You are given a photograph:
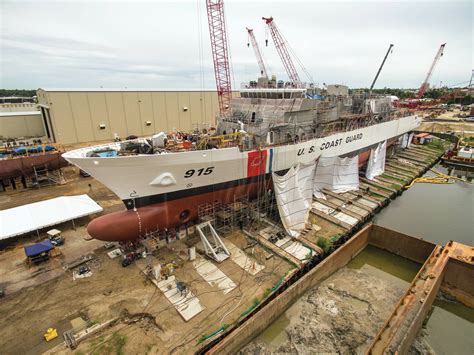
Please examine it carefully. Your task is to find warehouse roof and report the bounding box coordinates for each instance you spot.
[38,88,224,92]
[0,111,41,117]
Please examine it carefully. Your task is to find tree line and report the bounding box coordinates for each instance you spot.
[0,89,37,97]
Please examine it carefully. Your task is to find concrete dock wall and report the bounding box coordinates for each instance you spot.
[207,224,372,354]
[369,225,436,264]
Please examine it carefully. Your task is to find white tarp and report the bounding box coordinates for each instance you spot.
[407,133,414,148]
[272,161,316,237]
[399,133,414,149]
[0,194,103,240]
[366,140,387,180]
[297,162,317,207]
[313,156,360,197]
[399,133,409,148]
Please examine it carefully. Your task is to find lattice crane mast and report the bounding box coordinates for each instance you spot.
[246,27,268,79]
[370,44,394,92]
[206,0,232,114]
[416,43,446,99]
[262,16,301,85]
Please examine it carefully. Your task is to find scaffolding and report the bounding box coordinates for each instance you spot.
[33,164,64,188]
[197,194,252,235]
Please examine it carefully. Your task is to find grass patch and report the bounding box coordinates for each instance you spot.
[90,332,127,355]
[316,237,332,252]
[427,139,447,151]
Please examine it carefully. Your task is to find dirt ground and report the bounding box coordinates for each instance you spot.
[0,165,123,295]
[418,121,474,136]
[241,264,410,354]
[0,231,292,355]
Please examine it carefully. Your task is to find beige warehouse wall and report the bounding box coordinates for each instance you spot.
[0,113,45,139]
[37,89,233,144]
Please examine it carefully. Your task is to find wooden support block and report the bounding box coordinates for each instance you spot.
[315,198,365,220]
[321,188,374,212]
[310,208,352,231]
[360,178,397,194]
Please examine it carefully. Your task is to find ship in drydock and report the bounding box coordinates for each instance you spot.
[62,79,421,242]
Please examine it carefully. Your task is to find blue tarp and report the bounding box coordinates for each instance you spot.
[12,146,56,155]
[96,150,118,157]
[24,240,54,257]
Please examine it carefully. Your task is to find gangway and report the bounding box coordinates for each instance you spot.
[196,221,230,262]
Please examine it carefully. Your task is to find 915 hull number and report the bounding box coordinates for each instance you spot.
[184,167,214,178]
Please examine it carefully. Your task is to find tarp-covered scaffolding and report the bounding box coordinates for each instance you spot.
[366,140,387,180]
[273,155,360,237]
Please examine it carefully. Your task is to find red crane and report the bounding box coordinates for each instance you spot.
[416,43,446,99]
[246,27,268,78]
[206,0,232,114]
[262,16,301,84]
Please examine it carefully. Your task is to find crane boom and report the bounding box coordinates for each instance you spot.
[246,27,268,78]
[262,16,301,84]
[370,44,394,92]
[206,0,232,114]
[416,43,446,99]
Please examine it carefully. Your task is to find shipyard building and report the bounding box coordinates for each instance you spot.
[36,89,239,144]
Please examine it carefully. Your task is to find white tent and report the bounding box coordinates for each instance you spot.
[366,141,387,180]
[313,156,360,197]
[0,195,103,240]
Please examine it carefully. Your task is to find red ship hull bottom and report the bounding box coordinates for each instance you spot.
[87,179,270,241]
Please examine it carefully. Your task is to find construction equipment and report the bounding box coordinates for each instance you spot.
[44,328,58,342]
[262,16,301,85]
[369,44,394,93]
[246,27,268,78]
[47,229,64,246]
[206,0,232,114]
[416,43,446,99]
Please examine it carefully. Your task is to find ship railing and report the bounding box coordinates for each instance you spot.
[240,82,312,90]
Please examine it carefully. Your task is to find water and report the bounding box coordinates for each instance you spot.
[375,163,473,354]
[347,245,420,287]
[423,299,474,355]
[375,163,474,246]
[254,312,290,346]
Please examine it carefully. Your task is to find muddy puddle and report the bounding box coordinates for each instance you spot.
[242,246,420,354]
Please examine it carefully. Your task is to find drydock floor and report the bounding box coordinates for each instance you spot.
[0,140,468,354]
[241,247,420,354]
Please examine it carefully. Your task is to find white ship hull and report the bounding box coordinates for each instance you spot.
[62,114,421,241]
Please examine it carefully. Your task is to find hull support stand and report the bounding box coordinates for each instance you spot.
[196,221,230,262]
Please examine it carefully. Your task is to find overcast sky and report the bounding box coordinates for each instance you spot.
[1,0,472,90]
